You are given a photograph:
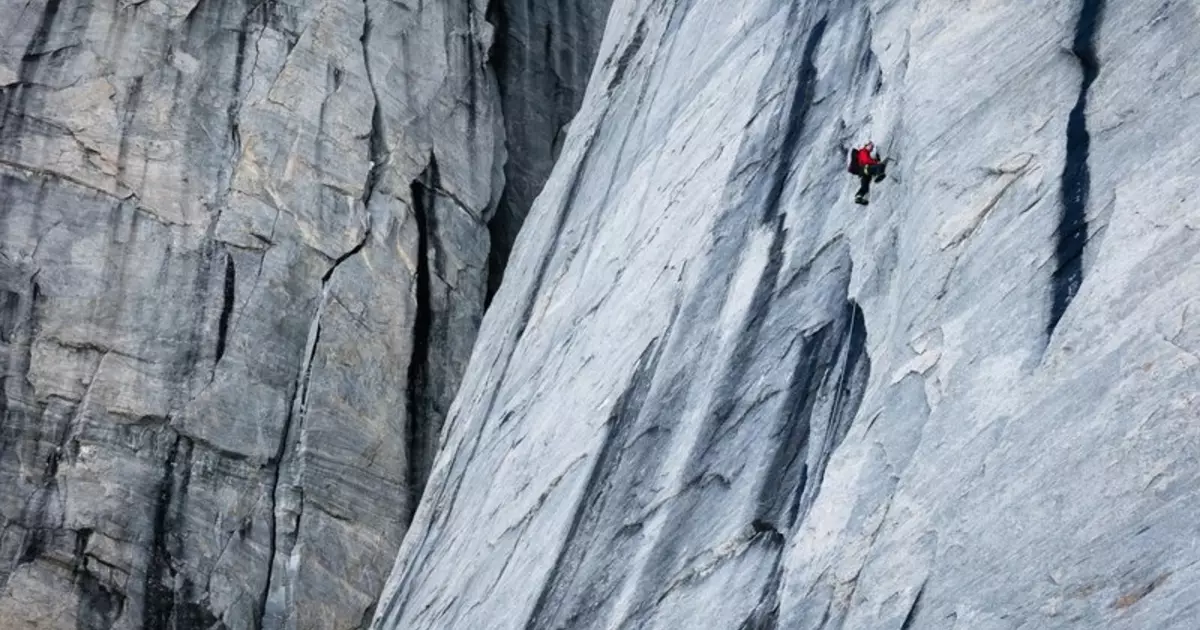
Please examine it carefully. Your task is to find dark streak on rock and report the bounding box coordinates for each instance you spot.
[743,300,869,627]
[899,580,927,630]
[482,0,511,306]
[73,528,126,630]
[407,157,438,518]
[1050,0,1105,334]
[0,0,83,139]
[359,0,388,209]
[787,302,868,526]
[483,0,611,305]
[608,18,647,92]
[525,337,667,630]
[142,435,220,629]
[761,17,828,223]
[216,253,235,363]
[116,76,144,181]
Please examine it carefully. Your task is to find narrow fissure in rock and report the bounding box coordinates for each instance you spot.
[483,0,511,306]
[258,216,370,626]
[216,253,235,363]
[1050,0,1105,333]
[747,300,871,627]
[899,580,928,630]
[406,159,437,517]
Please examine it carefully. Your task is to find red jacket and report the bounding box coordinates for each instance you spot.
[855,147,879,167]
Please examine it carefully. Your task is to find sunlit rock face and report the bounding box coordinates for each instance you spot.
[371,0,1200,628]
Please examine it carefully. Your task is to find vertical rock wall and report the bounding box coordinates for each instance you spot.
[0,0,504,626]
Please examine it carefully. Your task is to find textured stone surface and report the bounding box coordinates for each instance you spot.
[485,0,614,295]
[0,0,505,626]
[374,0,1200,628]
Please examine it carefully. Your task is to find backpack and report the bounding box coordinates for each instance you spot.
[847,148,861,175]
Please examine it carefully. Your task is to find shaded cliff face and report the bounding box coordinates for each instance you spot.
[0,0,509,626]
[374,0,1200,629]
[485,0,613,297]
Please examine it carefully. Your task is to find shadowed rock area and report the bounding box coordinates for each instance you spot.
[372,0,1200,628]
[485,0,614,298]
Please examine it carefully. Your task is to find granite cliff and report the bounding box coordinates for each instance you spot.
[0,0,606,626]
[373,0,1200,628]
[3,0,1199,628]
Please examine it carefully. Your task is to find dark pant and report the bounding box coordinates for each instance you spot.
[856,163,885,198]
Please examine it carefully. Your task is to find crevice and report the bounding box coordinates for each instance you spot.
[216,252,235,363]
[482,0,510,306]
[115,76,144,183]
[141,432,183,628]
[406,157,437,520]
[899,580,927,630]
[258,304,320,629]
[746,300,870,630]
[258,216,369,627]
[359,0,388,207]
[321,228,370,283]
[484,187,510,308]
[1050,0,1105,334]
[73,527,126,630]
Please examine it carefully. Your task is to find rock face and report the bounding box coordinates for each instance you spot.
[0,0,512,627]
[373,0,1200,628]
[485,0,613,295]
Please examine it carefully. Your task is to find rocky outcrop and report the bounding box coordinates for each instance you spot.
[0,0,508,626]
[373,0,1200,628]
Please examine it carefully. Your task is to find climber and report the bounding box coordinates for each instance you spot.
[847,141,888,205]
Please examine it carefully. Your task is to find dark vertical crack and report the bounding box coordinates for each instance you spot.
[257,11,375,620]
[142,434,175,628]
[745,301,869,630]
[359,0,388,206]
[257,222,369,628]
[258,317,316,629]
[73,527,126,630]
[483,0,511,307]
[793,302,868,525]
[216,252,235,363]
[406,158,437,518]
[1050,0,1105,334]
[899,580,927,630]
[115,76,144,183]
[228,16,249,151]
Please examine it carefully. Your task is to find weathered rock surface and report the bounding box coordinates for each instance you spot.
[374,0,1200,628]
[0,0,511,626]
[485,0,613,295]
